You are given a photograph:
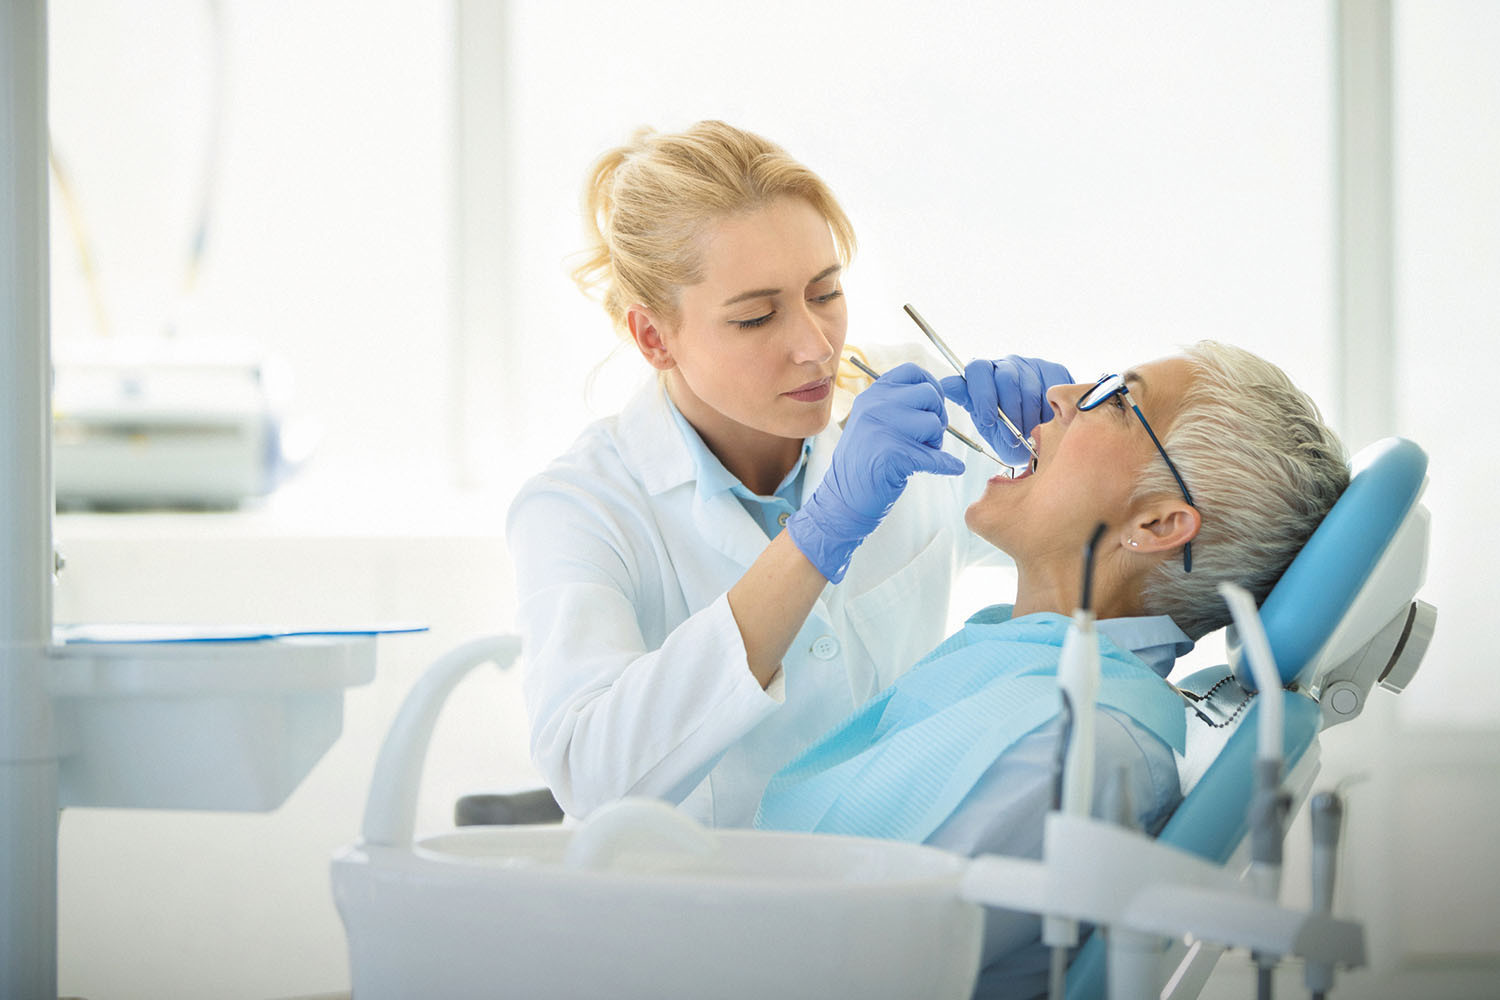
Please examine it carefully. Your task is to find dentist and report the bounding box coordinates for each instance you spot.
[507,121,1069,826]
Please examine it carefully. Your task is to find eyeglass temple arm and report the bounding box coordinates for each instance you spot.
[1122,390,1195,574]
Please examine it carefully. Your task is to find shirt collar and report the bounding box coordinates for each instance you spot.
[1096,615,1195,679]
[966,603,1194,679]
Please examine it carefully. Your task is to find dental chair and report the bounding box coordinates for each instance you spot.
[441,436,1433,997]
[1061,434,1434,998]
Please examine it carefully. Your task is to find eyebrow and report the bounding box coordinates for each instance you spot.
[720,264,842,307]
[1122,368,1147,394]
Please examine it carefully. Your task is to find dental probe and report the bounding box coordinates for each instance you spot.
[902,303,1040,462]
[844,354,1006,467]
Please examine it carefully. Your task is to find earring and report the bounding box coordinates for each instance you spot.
[1128,538,1140,548]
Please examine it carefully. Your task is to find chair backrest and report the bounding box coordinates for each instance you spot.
[1065,437,1431,1000]
[1231,436,1429,690]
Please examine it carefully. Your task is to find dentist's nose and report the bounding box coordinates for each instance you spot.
[790,306,836,365]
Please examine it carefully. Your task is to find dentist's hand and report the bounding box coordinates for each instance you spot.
[940,355,1073,465]
[786,363,965,583]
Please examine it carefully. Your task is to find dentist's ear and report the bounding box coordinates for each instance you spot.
[627,306,676,372]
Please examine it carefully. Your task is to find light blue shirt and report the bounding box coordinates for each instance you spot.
[1097,615,1194,679]
[929,606,1193,999]
[664,391,811,539]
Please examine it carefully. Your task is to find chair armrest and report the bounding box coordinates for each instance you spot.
[455,787,564,826]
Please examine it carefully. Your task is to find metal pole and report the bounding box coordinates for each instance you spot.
[1332,0,1402,982]
[1335,0,1395,449]
[1,0,59,995]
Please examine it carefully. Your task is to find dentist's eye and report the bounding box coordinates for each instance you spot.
[734,312,775,329]
[810,289,843,305]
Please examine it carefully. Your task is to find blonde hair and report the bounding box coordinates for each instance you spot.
[571,121,856,335]
[1136,341,1349,639]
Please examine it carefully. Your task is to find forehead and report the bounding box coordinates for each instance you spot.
[1124,356,1195,423]
[692,197,837,288]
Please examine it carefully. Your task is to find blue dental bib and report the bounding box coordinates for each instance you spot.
[755,608,1186,843]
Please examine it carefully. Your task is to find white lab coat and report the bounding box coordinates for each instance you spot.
[507,372,1002,827]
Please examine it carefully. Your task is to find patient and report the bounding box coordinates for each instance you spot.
[754,340,1348,997]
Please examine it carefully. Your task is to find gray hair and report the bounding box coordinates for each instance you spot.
[1136,341,1349,639]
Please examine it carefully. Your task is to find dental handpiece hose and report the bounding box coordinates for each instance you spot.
[1306,791,1345,1000]
[1219,582,1292,1000]
[1045,523,1107,1000]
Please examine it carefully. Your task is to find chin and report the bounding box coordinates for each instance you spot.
[781,403,834,439]
[964,501,1008,550]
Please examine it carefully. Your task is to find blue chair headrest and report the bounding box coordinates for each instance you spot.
[1234,437,1427,689]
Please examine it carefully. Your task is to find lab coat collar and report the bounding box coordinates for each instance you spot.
[615,376,697,496]
[613,377,804,571]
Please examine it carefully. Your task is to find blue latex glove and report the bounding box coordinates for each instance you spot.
[940,355,1074,465]
[786,363,965,583]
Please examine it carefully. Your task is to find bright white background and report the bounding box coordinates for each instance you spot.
[43,1,1498,997]
[490,1,1335,475]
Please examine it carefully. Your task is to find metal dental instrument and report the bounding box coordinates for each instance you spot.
[844,354,1005,468]
[902,303,1040,462]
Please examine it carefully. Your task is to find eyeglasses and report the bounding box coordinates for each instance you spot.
[1075,373,1196,572]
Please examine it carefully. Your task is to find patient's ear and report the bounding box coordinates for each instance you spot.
[627,306,676,372]
[1125,500,1201,557]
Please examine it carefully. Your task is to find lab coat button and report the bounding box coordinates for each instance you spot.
[777,512,790,527]
[811,635,839,660]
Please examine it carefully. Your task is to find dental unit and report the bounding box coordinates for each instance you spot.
[334,437,1434,1000]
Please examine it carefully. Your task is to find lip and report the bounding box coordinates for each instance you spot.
[989,467,1034,486]
[784,377,833,402]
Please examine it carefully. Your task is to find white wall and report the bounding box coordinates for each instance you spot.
[1391,0,1500,726]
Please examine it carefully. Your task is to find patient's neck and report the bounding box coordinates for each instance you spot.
[1012,557,1144,621]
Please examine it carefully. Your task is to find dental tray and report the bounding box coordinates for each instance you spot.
[55,622,427,644]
